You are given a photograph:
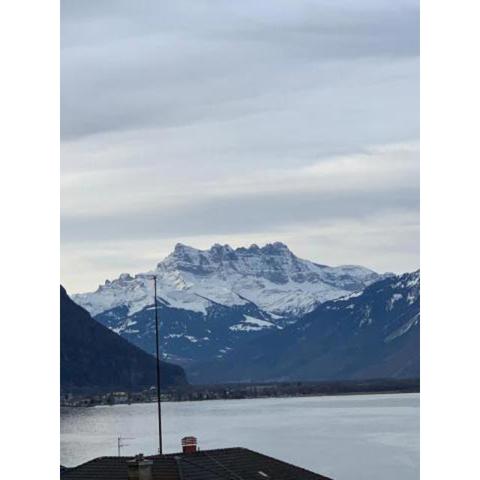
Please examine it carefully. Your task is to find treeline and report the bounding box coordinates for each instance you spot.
[61,378,419,407]
[168,378,420,401]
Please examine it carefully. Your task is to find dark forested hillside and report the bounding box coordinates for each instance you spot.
[60,286,187,393]
[190,271,419,384]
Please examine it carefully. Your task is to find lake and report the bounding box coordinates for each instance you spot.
[61,392,419,480]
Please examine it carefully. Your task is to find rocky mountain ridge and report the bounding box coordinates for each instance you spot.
[74,242,384,319]
[71,243,388,367]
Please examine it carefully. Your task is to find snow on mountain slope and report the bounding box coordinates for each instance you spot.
[73,242,384,319]
[189,270,420,384]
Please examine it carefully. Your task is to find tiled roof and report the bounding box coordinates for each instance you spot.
[60,455,179,480]
[61,448,333,480]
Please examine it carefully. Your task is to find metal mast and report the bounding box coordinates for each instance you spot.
[152,275,163,454]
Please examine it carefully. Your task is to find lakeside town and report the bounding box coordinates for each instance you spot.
[60,378,420,407]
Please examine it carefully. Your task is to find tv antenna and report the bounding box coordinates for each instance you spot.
[117,436,134,456]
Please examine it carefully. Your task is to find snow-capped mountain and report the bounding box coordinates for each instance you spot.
[190,270,420,383]
[72,242,387,367]
[74,242,382,318]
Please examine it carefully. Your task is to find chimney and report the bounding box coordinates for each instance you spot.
[181,436,197,454]
[127,454,153,480]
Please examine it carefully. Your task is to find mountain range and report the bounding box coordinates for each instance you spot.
[72,243,388,367]
[61,286,187,393]
[189,270,420,383]
[71,242,419,383]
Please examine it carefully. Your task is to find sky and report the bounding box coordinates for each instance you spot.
[61,0,419,293]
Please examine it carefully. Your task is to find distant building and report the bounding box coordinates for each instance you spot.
[111,392,129,404]
[61,437,332,479]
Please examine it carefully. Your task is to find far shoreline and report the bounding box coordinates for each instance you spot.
[61,378,420,408]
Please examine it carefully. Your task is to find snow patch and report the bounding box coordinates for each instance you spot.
[229,316,278,332]
[385,314,420,342]
[387,293,403,311]
[243,315,276,327]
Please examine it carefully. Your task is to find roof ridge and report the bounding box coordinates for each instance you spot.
[61,455,132,473]
[163,446,245,457]
[238,448,333,479]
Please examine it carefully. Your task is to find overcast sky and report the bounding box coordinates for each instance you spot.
[61,0,419,293]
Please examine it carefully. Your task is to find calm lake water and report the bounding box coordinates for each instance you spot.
[61,392,419,480]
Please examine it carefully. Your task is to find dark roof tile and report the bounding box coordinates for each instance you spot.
[61,448,333,480]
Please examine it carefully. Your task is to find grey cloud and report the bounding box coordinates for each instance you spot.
[61,0,418,140]
[61,0,419,291]
[61,184,418,244]
[61,56,419,176]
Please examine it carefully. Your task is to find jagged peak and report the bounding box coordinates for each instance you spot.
[232,242,293,255]
[173,242,197,253]
[73,240,389,319]
[394,269,420,287]
[210,243,234,253]
[260,241,292,255]
[118,273,133,281]
[96,273,132,293]
[168,241,295,260]
[271,241,289,249]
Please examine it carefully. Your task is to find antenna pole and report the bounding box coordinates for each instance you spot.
[117,436,134,456]
[153,275,163,455]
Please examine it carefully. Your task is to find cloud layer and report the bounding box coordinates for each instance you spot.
[61,0,419,292]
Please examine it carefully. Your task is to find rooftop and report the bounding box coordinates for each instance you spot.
[61,447,333,480]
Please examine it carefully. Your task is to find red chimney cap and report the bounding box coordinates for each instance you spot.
[181,436,197,446]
